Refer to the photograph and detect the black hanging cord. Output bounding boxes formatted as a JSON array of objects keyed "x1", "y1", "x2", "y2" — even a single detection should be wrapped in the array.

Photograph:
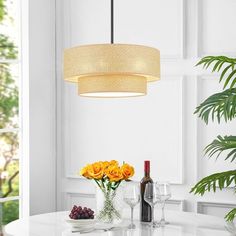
[{"x1": 111, "y1": 0, "x2": 114, "y2": 44}]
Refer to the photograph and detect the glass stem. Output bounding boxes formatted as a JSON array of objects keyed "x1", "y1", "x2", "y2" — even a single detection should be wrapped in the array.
[
  {"x1": 131, "y1": 206, "x2": 134, "y2": 225},
  {"x1": 161, "y1": 201, "x2": 165, "y2": 222},
  {"x1": 151, "y1": 205, "x2": 154, "y2": 225}
]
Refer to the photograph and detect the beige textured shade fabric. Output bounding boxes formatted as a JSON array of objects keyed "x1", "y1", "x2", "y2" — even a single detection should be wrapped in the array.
[
  {"x1": 64, "y1": 44, "x2": 160, "y2": 97},
  {"x1": 78, "y1": 75, "x2": 147, "y2": 97}
]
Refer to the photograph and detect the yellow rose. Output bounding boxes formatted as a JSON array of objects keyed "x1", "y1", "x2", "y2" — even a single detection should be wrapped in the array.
[
  {"x1": 87, "y1": 162, "x2": 104, "y2": 180},
  {"x1": 121, "y1": 163, "x2": 134, "y2": 180},
  {"x1": 102, "y1": 161, "x2": 110, "y2": 169},
  {"x1": 105, "y1": 165, "x2": 123, "y2": 182},
  {"x1": 109, "y1": 160, "x2": 118, "y2": 166},
  {"x1": 79, "y1": 165, "x2": 91, "y2": 179}
]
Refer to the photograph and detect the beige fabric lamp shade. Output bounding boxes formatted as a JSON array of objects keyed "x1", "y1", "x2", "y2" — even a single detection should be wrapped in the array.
[{"x1": 64, "y1": 44, "x2": 160, "y2": 98}]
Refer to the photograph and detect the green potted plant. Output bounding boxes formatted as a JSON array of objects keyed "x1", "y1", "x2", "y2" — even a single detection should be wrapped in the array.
[{"x1": 191, "y1": 56, "x2": 236, "y2": 221}]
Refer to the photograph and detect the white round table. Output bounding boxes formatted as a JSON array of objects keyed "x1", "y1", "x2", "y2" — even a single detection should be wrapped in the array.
[{"x1": 4, "y1": 210, "x2": 235, "y2": 236}]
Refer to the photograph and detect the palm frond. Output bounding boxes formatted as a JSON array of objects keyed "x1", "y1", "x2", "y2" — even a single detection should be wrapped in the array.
[
  {"x1": 205, "y1": 135, "x2": 236, "y2": 162},
  {"x1": 190, "y1": 170, "x2": 236, "y2": 195},
  {"x1": 196, "y1": 56, "x2": 236, "y2": 89},
  {"x1": 225, "y1": 208, "x2": 236, "y2": 222},
  {"x1": 194, "y1": 88, "x2": 236, "y2": 124}
]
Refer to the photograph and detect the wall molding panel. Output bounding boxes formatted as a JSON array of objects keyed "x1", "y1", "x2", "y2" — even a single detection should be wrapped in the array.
[
  {"x1": 115, "y1": 0, "x2": 186, "y2": 59},
  {"x1": 197, "y1": 201, "x2": 236, "y2": 218},
  {"x1": 197, "y1": 0, "x2": 236, "y2": 56}
]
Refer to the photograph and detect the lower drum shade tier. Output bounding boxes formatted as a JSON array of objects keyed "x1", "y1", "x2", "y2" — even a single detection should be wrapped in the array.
[{"x1": 78, "y1": 75, "x2": 147, "y2": 98}]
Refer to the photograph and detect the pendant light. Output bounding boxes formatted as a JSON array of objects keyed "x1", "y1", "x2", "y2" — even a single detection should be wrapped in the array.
[{"x1": 64, "y1": 0, "x2": 160, "y2": 98}]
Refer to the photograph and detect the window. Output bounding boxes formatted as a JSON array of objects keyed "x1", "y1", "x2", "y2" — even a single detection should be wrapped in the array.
[{"x1": 0, "y1": 0, "x2": 21, "y2": 229}]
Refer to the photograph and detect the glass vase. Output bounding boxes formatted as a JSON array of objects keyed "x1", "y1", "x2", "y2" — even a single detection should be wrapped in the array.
[{"x1": 96, "y1": 185, "x2": 123, "y2": 224}]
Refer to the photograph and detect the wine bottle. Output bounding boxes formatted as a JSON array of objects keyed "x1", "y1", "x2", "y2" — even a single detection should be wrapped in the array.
[{"x1": 140, "y1": 160, "x2": 153, "y2": 222}]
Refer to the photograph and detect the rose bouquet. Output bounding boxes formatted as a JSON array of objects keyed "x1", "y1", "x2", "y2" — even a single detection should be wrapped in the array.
[{"x1": 80, "y1": 160, "x2": 134, "y2": 223}]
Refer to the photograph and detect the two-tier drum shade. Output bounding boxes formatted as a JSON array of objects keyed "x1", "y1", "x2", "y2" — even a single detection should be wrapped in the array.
[{"x1": 64, "y1": 44, "x2": 160, "y2": 97}]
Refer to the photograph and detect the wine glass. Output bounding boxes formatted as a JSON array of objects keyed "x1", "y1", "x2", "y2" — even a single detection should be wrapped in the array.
[
  {"x1": 144, "y1": 183, "x2": 159, "y2": 228},
  {"x1": 123, "y1": 183, "x2": 140, "y2": 229},
  {"x1": 156, "y1": 182, "x2": 171, "y2": 226}
]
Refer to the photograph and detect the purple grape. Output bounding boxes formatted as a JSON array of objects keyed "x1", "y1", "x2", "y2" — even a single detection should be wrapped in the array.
[{"x1": 69, "y1": 205, "x2": 95, "y2": 219}]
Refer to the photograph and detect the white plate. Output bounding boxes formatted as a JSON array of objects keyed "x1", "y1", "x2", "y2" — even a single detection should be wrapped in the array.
[{"x1": 66, "y1": 218, "x2": 97, "y2": 228}]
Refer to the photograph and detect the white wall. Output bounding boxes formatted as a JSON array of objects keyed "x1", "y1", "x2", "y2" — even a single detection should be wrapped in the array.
[
  {"x1": 28, "y1": 0, "x2": 56, "y2": 215},
  {"x1": 56, "y1": 0, "x2": 236, "y2": 218}
]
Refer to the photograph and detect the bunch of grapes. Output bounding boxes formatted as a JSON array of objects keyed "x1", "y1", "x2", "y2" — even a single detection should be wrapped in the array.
[{"x1": 69, "y1": 205, "x2": 95, "y2": 220}]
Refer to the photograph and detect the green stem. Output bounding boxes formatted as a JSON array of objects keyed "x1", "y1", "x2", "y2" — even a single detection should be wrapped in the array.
[
  {"x1": 95, "y1": 180, "x2": 104, "y2": 192},
  {"x1": 97, "y1": 188, "x2": 121, "y2": 223},
  {"x1": 101, "y1": 179, "x2": 105, "y2": 190}
]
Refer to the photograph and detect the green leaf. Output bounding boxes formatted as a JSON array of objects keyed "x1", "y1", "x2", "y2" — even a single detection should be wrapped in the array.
[
  {"x1": 205, "y1": 135, "x2": 236, "y2": 162},
  {"x1": 220, "y1": 65, "x2": 232, "y2": 83},
  {"x1": 218, "y1": 61, "x2": 226, "y2": 72},
  {"x1": 0, "y1": 0, "x2": 7, "y2": 22},
  {"x1": 223, "y1": 69, "x2": 236, "y2": 89},
  {"x1": 225, "y1": 208, "x2": 236, "y2": 222},
  {"x1": 195, "y1": 88, "x2": 236, "y2": 124},
  {"x1": 0, "y1": 34, "x2": 18, "y2": 59},
  {"x1": 212, "y1": 60, "x2": 223, "y2": 72},
  {"x1": 190, "y1": 170, "x2": 236, "y2": 195},
  {"x1": 196, "y1": 56, "x2": 236, "y2": 89},
  {"x1": 230, "y1": 77, "x2": 236, "y2": 89}
]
